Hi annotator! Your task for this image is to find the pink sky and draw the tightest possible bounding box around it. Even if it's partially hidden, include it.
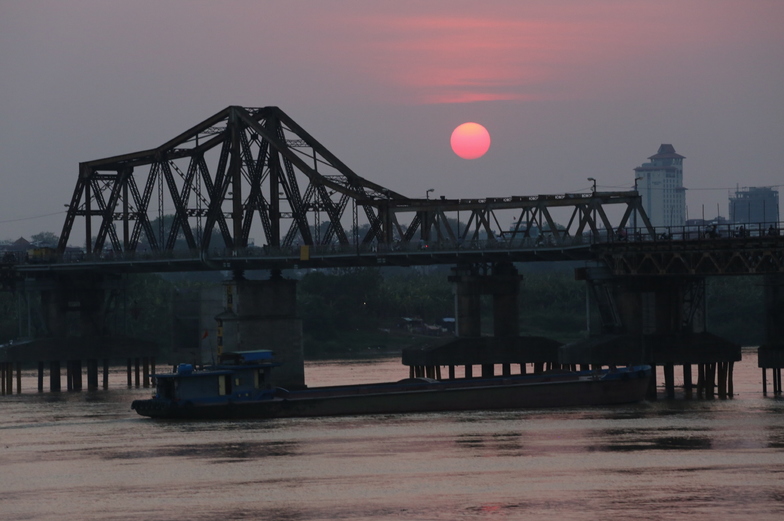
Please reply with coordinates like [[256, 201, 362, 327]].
[[1, 0, 783, 239]]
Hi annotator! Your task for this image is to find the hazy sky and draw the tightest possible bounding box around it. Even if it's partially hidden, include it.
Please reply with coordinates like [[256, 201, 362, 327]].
[[1, 0, 782, 242]]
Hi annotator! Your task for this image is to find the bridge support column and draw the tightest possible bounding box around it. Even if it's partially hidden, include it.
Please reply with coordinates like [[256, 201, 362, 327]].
[[142, 357, 150, 387], [759, 274, 784, 394], [569, 269, 740, 399], [87, 359, 99, 390], [452, 266, 481, 338], [451, 263, 521, 338], [221, 274, 304, 389], [449, 263, 523, 378], [49, 361, 61, 391]]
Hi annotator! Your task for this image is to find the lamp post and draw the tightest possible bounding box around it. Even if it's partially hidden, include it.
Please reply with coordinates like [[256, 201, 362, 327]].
[[587, 178, 597, 241], [634, 176, 643, 236], [426, 188, 434, 200]]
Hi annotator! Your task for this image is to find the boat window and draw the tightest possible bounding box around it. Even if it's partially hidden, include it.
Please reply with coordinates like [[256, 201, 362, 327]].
[[218, 375, 232, 396], [158, 379, 176, 399], [255, 370, 265, 389]]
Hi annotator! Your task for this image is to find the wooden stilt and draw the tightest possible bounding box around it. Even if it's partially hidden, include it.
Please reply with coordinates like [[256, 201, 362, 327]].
[[87, 359, 99, 390], [696, 364, 704, 398], [707, 363, 716, 399], [126, 358, 132, 387], [718, 362, 727, 399], [683, 364, 693, 399], [50, 361, 61, 392], [102, 359, 109, 389], [664, 364, 675, 399], [38, 361, 44, 392], [465, 365, 473, 378], [520, 363, 526, 375], [134, 358, 140, 387], [73, 360, 82, 391], [502, 363, 511, 376], [1, 363, 5, 396], [142, 357, 150, 387], [448, 365, 455, 379], [15, 362, 21, 394], [727, 362, 735, 398], [436, 365, 442, 380], [762, 368, 767, 394], [533, 362, 543, 374], [646, 364, 657, 400]]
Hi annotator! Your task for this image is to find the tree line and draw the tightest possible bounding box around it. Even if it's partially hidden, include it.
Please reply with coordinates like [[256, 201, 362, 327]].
[[0, 260, 766, 355]]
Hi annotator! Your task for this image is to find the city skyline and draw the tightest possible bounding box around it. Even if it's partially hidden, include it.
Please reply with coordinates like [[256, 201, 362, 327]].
[[1, 1, 783, 244]]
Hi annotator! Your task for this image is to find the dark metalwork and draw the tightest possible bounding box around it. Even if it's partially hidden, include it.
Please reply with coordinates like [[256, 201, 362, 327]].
[[58, 106, 407, 255], [596, 234, 784, 276], [54, 106, 654, 264]]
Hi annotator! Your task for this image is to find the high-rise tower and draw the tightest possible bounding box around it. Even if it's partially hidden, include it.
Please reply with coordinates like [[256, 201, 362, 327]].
[[634, 144, 686, 228]]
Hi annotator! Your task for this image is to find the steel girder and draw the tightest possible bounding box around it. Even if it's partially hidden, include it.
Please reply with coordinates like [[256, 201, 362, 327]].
[[596, 237, 784, 276], [57, 105, 654, 257], [57, 106, 408, 255], [372, 191, 654, 248]]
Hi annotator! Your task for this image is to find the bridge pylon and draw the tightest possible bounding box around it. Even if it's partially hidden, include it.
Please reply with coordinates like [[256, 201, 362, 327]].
[[1, 273, 158, 393], [759, 273, 784, 393], [565, 267, 741, 398]]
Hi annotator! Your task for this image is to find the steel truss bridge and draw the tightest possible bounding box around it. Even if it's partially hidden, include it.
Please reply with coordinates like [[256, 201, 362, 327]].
[[6, 105, 784, 277]]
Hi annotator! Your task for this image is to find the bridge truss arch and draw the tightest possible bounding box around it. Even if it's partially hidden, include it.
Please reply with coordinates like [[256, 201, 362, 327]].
[[56, 105, 656, 263]]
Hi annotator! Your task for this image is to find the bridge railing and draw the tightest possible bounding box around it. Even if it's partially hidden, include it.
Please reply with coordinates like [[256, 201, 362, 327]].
[[603, 221, 782, 244], [7, 221, 783, 269]]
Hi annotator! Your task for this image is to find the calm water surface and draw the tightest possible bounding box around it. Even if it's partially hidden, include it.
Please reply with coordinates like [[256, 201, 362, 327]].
[[1, 348, 783, 520]]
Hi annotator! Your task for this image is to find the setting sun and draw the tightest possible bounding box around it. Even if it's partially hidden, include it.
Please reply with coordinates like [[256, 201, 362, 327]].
[[450, 122, 491, 159]]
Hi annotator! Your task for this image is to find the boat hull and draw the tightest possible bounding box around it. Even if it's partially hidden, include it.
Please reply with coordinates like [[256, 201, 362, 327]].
[[132, 366, 651, 420]]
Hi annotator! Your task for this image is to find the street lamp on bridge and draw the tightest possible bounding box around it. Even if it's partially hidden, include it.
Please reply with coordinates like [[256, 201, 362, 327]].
[[587, 178, 597, 240], [634, 176, 643, 234], [426, 188, 434, 200]]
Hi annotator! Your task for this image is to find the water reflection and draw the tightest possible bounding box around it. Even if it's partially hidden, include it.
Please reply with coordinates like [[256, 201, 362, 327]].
[[103, 440, 299, 461], [590, 427, 712, 452], [454, 432, 525, 456], [766, 425, 784, 449]]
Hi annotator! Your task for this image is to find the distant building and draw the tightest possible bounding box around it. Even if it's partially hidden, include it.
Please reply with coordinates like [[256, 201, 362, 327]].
[[634, 144, 686, 228], [729, 186, 779, 225]]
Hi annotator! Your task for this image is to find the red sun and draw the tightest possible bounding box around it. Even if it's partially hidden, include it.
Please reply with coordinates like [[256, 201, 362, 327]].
[[450, 122, 491, 159]]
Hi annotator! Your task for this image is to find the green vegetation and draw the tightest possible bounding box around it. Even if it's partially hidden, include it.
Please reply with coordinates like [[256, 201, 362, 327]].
[[705, 276, 764, 347]]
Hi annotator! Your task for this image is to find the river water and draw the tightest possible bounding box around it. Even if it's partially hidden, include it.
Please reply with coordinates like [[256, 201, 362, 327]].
[[1, 348, 783, 521]]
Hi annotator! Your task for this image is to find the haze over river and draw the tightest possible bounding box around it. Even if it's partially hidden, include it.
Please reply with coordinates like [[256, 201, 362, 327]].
[[1, 348, 783, 520]]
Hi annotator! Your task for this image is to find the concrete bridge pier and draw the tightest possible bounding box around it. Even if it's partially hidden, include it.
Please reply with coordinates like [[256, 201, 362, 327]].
[[218, 272, 304, 390], [406, 262, 563, 380], [1, 362, 19, 395], [406, 262, 560, 380], [759, 273, 784, 394], [446, 263, 522, 378], [565, 268, 740, 399], [0, 274, 159, 394]]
